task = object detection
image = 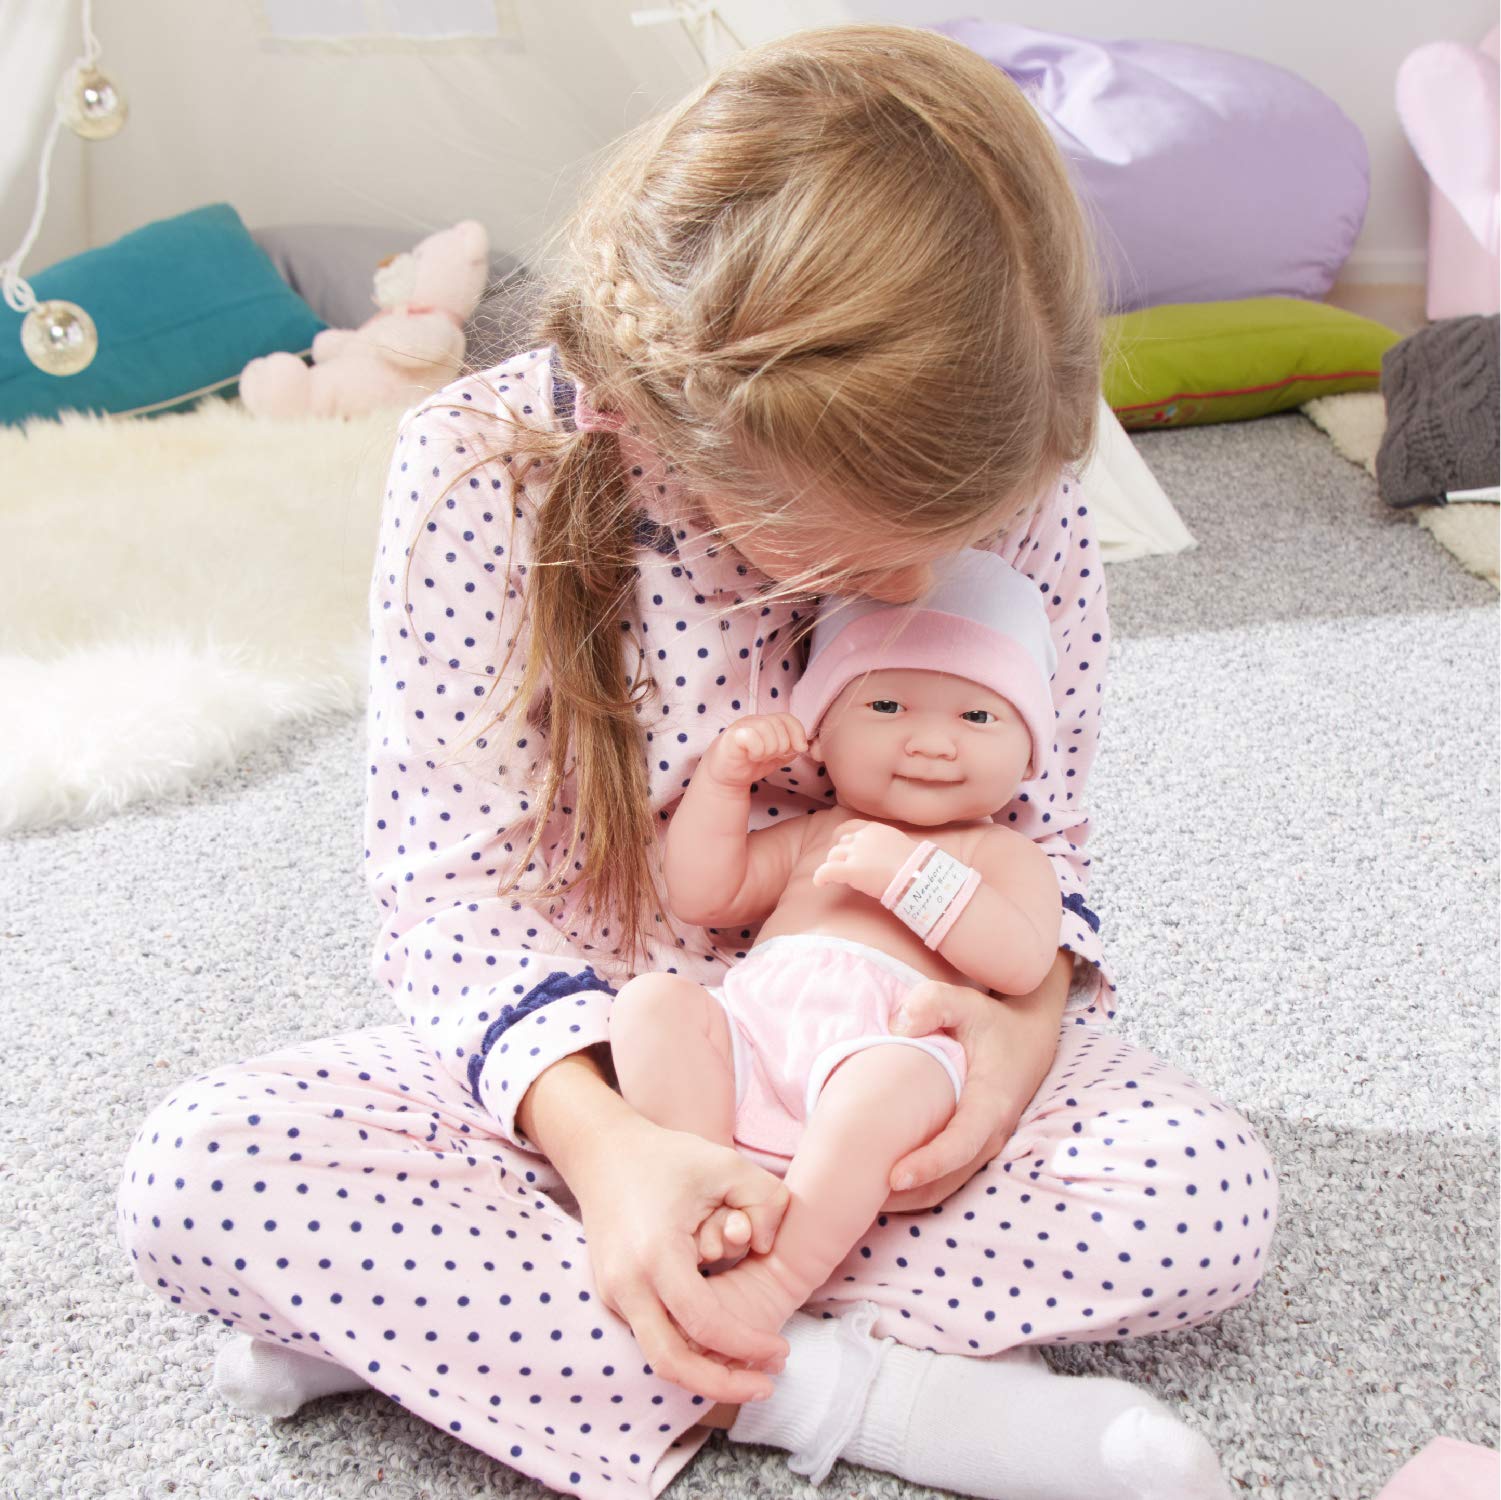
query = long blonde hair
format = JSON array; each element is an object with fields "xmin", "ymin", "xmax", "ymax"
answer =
[{"xmin": 407, "ymin": 23, "xmax": 1113, "ymax": 972}]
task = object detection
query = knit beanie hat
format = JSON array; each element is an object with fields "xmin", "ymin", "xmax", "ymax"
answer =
[{"xmin": 789, "ymin": 548, "xmax": 1058, "ymax": 778}]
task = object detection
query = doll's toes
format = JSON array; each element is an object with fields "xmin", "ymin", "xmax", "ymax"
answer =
[{"xmin": 697, "ymin": 1224, "xmax": 723, "ymax": 1265}]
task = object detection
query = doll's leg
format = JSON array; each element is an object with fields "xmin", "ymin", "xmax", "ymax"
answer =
[
  {"xmin": 607, "ymin": 973, "xmax": 737, "ymax": 1147},
  {"xmin": 697, "ymin": 1042, "xmax": 956, "ymax": 1337}
]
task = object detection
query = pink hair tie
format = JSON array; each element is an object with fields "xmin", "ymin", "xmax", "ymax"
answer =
[{"xmin": 572, "ymin": 383, "xmax": 627, "ymax": 434}]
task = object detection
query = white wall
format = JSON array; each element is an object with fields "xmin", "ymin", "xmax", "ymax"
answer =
[{"xmin": 3, "ymin": 0, "xmax": 1495, "ymax": 295}]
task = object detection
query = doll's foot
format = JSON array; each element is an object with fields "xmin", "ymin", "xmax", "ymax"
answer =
[
  {"xmin": 697, "ymin": 1246, "xmax": 812, "ymax": 1337},
  {"xmin": 697, "ymin": 1205, "xmax": 753, "ymax": 1276}
]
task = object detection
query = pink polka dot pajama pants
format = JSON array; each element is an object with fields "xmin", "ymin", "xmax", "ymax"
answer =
[{"xmin": 117, "ymin": 1009, "xmax": 1278, "ymax": 1500}]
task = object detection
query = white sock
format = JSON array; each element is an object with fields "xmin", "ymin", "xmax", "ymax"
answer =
[
  {"xmin": 212, "ymin": 1334, "xmax": 372, "ymax": 1419},
  {"xmin": 728, "ymin": 1301, "xmax": 1231, "ymax": 1500}
]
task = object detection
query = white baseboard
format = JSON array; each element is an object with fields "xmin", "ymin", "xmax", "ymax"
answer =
[{"xmin": 1335, "ymin": 248, "xmax": 1427, "ymax": 286}]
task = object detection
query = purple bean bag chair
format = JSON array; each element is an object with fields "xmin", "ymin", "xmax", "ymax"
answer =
[{"xmin": 932, "ymin": 18, "xmax": 1370, "ymax": 314}]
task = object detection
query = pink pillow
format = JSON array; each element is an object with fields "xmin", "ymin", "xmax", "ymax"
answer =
[
  {"xmin": 1396, "ymin": 26, "xmax": 1500, "ymax": 319},
  {"xmin": 1373, "ymin": 1436, "xmax": 1499, "ymax": 1500}
]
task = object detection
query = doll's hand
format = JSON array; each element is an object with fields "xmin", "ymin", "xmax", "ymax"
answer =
[
  {"xmin": 703, "ymin": 713, "xmax": 809, "ymax": 790},
  {"xmin": 811, "ymin": 819, "xmax": 917, "ymax": 900}
]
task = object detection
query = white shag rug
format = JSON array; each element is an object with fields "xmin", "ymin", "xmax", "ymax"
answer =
[
  {"xmin": 1302, "ymin": 390, "xmax": 1500, "ymax": 589},
  {"xmin": 0, "ymin": 397, "xmax": 407, "ymax": 835},
  {"xmin": 0, "ymin": 391, "xmax": 1196, "ymax": 837}
]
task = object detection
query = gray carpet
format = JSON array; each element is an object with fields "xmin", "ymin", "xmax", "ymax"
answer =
[{"xmin": 3, "ymin": 412, "xmax": 1496, "ymax": 1499}]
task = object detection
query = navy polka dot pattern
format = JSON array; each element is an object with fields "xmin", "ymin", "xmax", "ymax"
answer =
[
  {"xmin": 115, "ymin": 1022, "xmax": 1277, "ymax": 1499},
  {"xmin": 116, "ymin": 1026, "xmax": 719, "ymax": 1498},
  {"xmin": 361, "ymin": 346, "xmax": 1115, "ymax": 1157},
  {"xmin": 114, "ymin": 348, "xmax": 1280, "ymax": 1500}
]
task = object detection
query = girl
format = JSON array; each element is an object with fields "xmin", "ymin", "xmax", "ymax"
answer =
[{"xmin": 117, "ymin": 24, "xmax": 1277, "ymax": 1500}]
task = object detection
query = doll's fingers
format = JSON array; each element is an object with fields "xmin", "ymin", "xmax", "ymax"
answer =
[{"xmin": 724, "ymin": 1210, "xmax": 752, "ymax": 1244}]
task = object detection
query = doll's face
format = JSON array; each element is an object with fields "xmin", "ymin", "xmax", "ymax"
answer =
[{"xmin": 808, "ymin": 668, "xmax": 1032, "ymax": 825}]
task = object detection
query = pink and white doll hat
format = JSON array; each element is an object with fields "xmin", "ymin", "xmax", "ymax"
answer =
[{"xmin": 788, "ymin": 548, "xmax": 1058, "ymax": 781}]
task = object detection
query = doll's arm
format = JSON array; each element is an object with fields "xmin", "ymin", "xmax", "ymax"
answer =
[
  {"xmin": 696, "ymin": 812, "xmax": 810, "ymax": 927},
  {"xmin": 919, "ymin": 828, "xmax": 1061, "ymax": 996},
  {"xmin": 666, "ymin": 726, "xmax": 810, "ymax": 924}
]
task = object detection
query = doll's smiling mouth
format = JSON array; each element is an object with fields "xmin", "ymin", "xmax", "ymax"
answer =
[{"xmin": 896, "ymin": 773, "xmax": 962, "ymax": 785}]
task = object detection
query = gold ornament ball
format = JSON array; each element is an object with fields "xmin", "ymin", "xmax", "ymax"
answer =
[
  {"xmin": 57, "ymin": 63, "xmax": 128, "ymax": 140},
  {"xmin": 21, "ymin": 300, "xmax": 99, "ymax": 376}
]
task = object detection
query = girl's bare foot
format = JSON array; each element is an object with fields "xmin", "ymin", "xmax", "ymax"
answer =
[{"xmin": 695, "ymin": 1401, "xmax": 740, "ymax": 1430}]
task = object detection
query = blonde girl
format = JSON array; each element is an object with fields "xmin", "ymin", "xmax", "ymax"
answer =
[{"xmin": 119, "ymin": 24, "xmax": 1276, "ymax": 1500}]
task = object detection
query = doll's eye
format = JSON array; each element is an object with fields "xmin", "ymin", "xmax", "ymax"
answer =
[
  {"xmin": 961, "ymin": 709, "xmax": 993, "ymax": 724},
  {"xmin": 870, "ymin": 700, "xmax": 900, "ymax": 714}
]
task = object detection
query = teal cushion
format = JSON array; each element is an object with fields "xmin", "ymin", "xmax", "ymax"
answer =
[{"xmin": 0, "ymin": 202, "xmax": 326, "ymax": 425}]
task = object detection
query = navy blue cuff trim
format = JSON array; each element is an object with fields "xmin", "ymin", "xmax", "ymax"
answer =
[
  {"xmin": 466, "ymin": 965, "xmax": 617, "ymax": 1105},
  {"xmin": 1062, "ymin": 892, "xmax": 1101, "ymax": 935}
]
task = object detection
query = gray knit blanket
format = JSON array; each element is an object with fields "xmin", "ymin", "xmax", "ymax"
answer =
[{"xmin": 1377, "ymin": 312, "xmax": 1500, "ymax": 507}]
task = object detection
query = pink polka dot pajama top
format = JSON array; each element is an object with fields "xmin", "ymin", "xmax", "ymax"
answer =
[{"xmin": 117, "ymin": 346, "xmax": 1279, "ymax": 1500}]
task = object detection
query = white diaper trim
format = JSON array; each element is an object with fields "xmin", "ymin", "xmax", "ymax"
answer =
[
  {"xmin": 745, "ymin": 932, "xmax": 931, "ymax": 991},
  {"xmin": 805, "ymin": 1035, "xmax": 964, "ymax": 1118},
  {"xmin": 703, "ymin": 985, "xmax": 747, "ymax": 1111}
]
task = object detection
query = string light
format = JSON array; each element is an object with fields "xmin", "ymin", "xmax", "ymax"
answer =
[{"xmin": 3, "ymin": 0, "xmax": 129, "ymax": 376}]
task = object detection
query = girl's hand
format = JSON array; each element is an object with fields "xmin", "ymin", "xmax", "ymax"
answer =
[
  {"xmin": 570, "ymin": 1113, "xmax": 793, "ymax": 1404},
  {"xmin": 878, "ymin": 979, "xmax": 1061, "ymax": 1214},
  {"xmin": 704, "ymin": 713, "xmax": 808, "ymax": 790},
  {"xmin": 811, "ymin": 818, "xmax": 916, "ymax": 900}
]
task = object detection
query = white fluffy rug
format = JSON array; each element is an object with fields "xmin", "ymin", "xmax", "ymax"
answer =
[
  {"xmin": 0, "ymin": 391, "xmax": 1196, "ymax": 837},
  {"xmin": 0, "ymin": 397, "xmax": 407, "ymax": 835}
]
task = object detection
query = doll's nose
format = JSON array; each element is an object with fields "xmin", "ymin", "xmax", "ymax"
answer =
[{"xmin": 905, "ymin": 727, "xmax": 957, "ymax": 758}]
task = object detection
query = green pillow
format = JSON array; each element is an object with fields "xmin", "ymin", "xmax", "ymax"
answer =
[
  {"xmin": 0, "ymin": 202, "xmax": 326, "ymax": 426},
  {"xmin": 1103, "ymin": 296, "xmax": 1402, "ymax": 430}
]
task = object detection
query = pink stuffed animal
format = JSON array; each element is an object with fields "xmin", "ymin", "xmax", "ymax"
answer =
[{"xmin": 238, "ymin": 219, "xmax": 491, "ymax": 419}]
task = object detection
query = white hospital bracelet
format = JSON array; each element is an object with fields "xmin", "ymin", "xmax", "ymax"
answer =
[{"xmin": 886, "ymin": 844, "xmax": 977, "ymax": 941}]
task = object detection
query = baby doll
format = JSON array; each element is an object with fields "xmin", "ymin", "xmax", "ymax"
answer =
[{"xmin": 607, "ymin": 548, "xmax": 1063, "ymax": 1341}]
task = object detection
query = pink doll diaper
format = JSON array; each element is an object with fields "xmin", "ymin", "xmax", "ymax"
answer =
[{"xmin": 704, "ymin": 932, "xmax": 967, "ymax": 1169}]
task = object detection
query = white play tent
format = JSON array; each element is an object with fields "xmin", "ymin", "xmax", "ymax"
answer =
[{"xmin": 1, "ymin": 0, "xmax": 1203, "ymax": 560}]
